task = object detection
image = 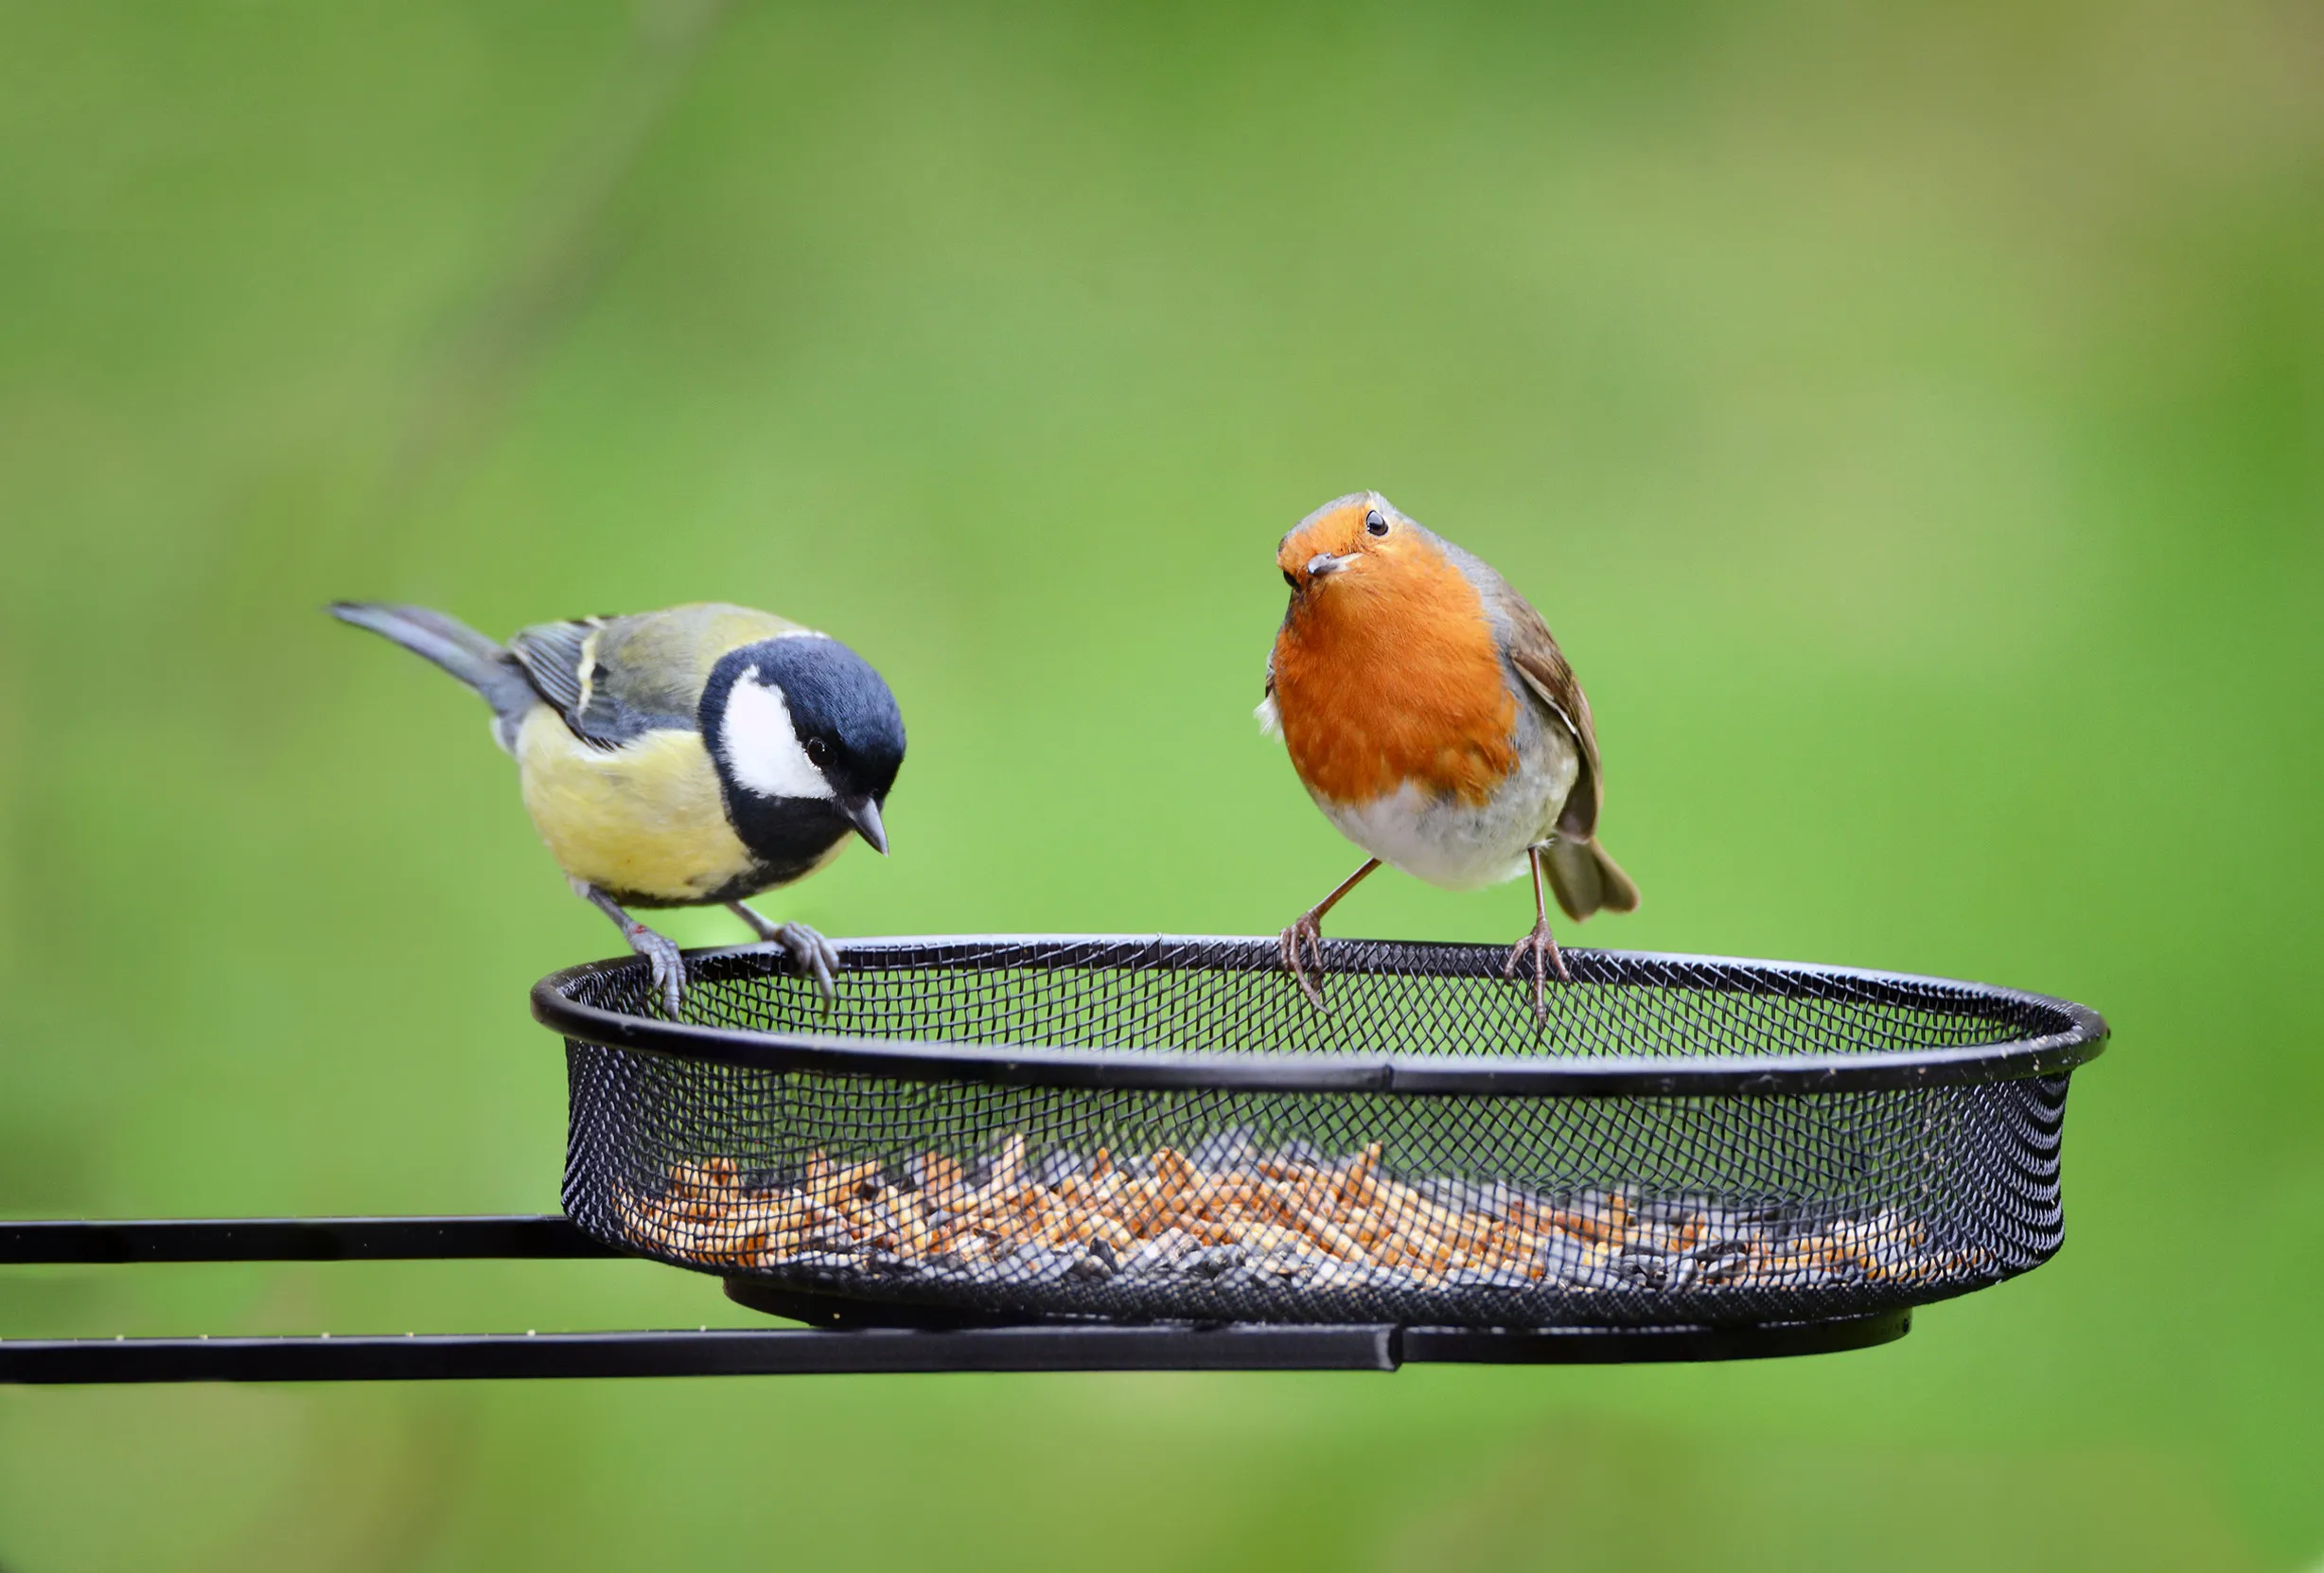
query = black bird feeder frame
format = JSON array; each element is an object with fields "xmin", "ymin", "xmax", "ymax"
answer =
[{"xmin": 0, "ymin": 937, "xmax": 2104, "ymax": 1384}]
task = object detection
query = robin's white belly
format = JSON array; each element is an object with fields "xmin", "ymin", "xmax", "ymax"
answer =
[
  {"xmin": 1307, "ymin": 699, "xmax": 1582, "ymax": 892},
  {"xmin": 1314, "ymin": 773, "xmax": 1560, "ymax": 892}
]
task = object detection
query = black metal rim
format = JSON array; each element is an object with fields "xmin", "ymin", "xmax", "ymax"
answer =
[{"xmin": 531, "ymin": 934, "xmax": 2107, "ymax": 1096}]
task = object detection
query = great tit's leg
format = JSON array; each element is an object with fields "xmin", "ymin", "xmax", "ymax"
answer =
[
  {"xmin": 578, "ymin": 883, "xmax": 688, "ymax": 1017},
  {"xmin": 1278, "ymin": 857, "xmax": 1381, "ymax": 1009},
  {"xmin": 726, "ymin": 899, "xmax": 783, "ymax": 944},
  {"xmin": 1502, "ymin": 845, "xmax": 1570, "ymax": 1023},
  {"xmin": 728, "ymin": 901, "xmax": 840, "ymax": 1007}
]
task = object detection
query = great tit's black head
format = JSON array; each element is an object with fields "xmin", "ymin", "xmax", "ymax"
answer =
[{"xmin": 700, "ymin": 635, "xmax": 906, "ymax": 871}]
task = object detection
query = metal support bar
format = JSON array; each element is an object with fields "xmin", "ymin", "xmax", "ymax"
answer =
[
  {"xmin": 0, "ymin": 1215, "xmax": 613, "ymax": 1264},
  {"xmin": 0, "ymin": 1314, "xmax": 1909, "ymax": 1384},
  {"xmin": 0, "ymin": 1217, "xmax": 1911, "ymax": 1380},
  {"xmin": 0, "ymin": 1324, "xmax": 1400, "ymax": 1384}
]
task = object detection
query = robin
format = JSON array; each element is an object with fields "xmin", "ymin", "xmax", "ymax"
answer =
[{"xmin": 1259, "ymin": 491, "xmax": 1639, "ymax": 1014}]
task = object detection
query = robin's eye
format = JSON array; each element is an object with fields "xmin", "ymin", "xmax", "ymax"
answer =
[
  {"xmin": 804, "ymin": 736, "xmax": 832, "ymax": 769},
  {"xmin": 1364, "ymin": 509, "xmax": 1389, "ymax": 537},
  {"xmin": 1282, "ymin": 568, "xmax": 1299, "ymax": 589}
]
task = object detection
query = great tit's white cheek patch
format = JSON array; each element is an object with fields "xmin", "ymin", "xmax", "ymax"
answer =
[{"xmin": 721, "ymin": 671, "xmax": 833, "ymax": 801}]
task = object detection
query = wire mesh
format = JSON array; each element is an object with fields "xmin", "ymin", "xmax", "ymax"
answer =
[{"xmin": 547, "ymin": 937, "xmax": 2102, "ymax": 1329}]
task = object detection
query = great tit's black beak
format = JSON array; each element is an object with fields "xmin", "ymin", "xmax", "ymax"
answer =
[
  {"xmin": 1306, "ymin": 552, "xmax": 1353, "ymax": 578},
  {"xmin": 844, "ymin": 796, "xmax": 889, "ymax": 856}
]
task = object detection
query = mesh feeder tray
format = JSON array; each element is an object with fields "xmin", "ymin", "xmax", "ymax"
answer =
[{"xmin": 536, "ymin": 937, "xmax": 2106, "ymax": 1336}]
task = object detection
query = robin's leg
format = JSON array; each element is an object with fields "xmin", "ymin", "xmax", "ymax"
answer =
[
  {"xmin": 1279, "ymin": 858, "xmax": 1381, "ymax": 1008},
  {"xmin": 1503, "ymin": 845, "xmax": 1571, "ymax": 1021},
  {"xmin": 578, "ymin": 882, "xmax": 688, "ymax": 1017},
  {"xmin": 730, "ymin": 900, "xmax": 840, "ymax": 1006}
]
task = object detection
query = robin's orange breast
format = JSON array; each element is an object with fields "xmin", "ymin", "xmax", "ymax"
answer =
[{"xmin": 1271, "ymin": 543, "xmax": 1519, "ymax": 809}]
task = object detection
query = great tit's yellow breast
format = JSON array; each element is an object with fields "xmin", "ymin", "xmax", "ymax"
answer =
[{"xmin": 515, "ymin": 705, "xmax": 757, "ymax": 905}]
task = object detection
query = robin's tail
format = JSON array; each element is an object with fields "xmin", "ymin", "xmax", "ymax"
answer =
[
  {"xmin": 329, "ymin": 602, "xmax": 538, "ymax": 752},
  {"xmin": 1543, "ymin": 838, "xmax": 1640, "ymax": 923}
]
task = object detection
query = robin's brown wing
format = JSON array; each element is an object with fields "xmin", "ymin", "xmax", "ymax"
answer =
[{"xmin": 1492, "ymin": 586, "xmax": 1605, "ymax": 843}]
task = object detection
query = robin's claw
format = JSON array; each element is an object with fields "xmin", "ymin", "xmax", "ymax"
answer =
[
  {"xmin": 1279, "ymin": 914, "xmax": 1329, "ymax": 1009},
  {"xmin": 1503, "ymin": 917, "xmax": 1568, "ymax": 1025},
  {"xmin": 1276, "ymin": 859, "xmax": 1381, "ymax": 1012}
]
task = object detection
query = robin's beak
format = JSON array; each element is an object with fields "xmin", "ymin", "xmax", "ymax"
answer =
[
  {"xmin": 843, "ymin": 796, "xmax": 889, "ymax": 856},
  {"xmin": 1306, "ymin": 552, "xmax": 1354, "ymax": 579}
]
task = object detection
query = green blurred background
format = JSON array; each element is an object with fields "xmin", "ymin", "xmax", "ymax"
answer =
[{"xmin": 2, "ymin": 1, "xmax": 2318, "ymax": 1566}]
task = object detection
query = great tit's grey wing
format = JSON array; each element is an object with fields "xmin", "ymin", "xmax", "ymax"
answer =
[
  {"xmin": 512, "ymin": 603, "xmax": 814, "ymax": 751},
  {"xmin": 505, "ymin": 618, "xmax": 592, "ymax": 716},
  {"xmin": 505, "ymin": 615, "xmax": 660, "ymax": 750},
  {"xmin": 597, "ymin": 604, "xmax": 810, "ymax": 710}
]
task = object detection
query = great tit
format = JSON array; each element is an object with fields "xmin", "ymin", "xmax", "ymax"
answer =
[{"xmin": 331, "ymin": 600, "xmax": 905, "ymax": 1013}]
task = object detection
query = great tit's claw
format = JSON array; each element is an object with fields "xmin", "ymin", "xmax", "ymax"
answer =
[
  {"xmin": 578, "ymin": 884, "xmax": 688, "ymax": 1016},
  {"xmin": 727, "ymin": 903, "xmax": 837, "ymax": 1007},
  {"xmin": 629, "ymin": 925, "xmax": 689, "ymax": 1018},
  {"xmin": 772, "ymin": 921, "xmax": 841, "ymax": 1009}
]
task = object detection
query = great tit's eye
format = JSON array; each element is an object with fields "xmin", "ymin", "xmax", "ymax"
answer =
[
  {"xmin": 1282, "ymin": 567, "xmax": 1299, "ymax": 589},
  {"xmin": 804, "ymin": 736, "xmax": 832, "ymax": 769},
  {"xmin": 1364, "ymin": 508, "xmax": 1389, "ymax": 537}
]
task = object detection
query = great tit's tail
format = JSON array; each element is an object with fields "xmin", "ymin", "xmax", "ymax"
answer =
[
  {"xmin": 1543, "ymin": 837, "xmax": 1641, "ymax": 924},
  {"xmin": 329, "ymin": 602, "xmax": 537, "ymax": 752}
]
